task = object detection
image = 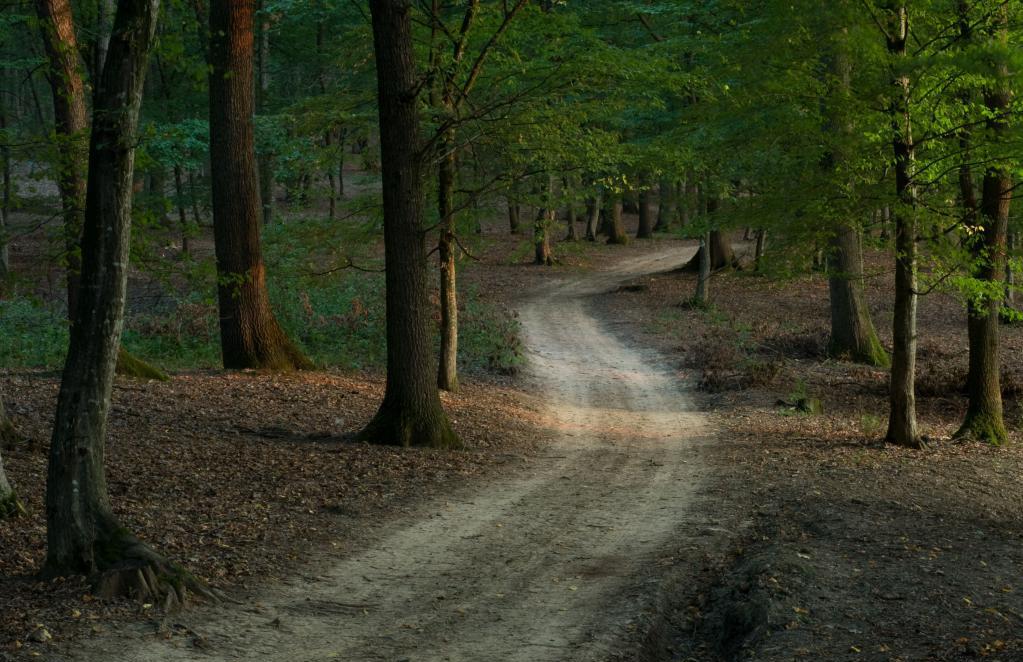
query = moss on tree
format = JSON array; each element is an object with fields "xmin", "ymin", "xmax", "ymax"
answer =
[{"xmin": 955, "ymin": 411, "xmax": 1009, "ymax": 446}]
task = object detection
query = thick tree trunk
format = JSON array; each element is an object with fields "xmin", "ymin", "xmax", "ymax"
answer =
[
  {"xmin": 958, "ymin": 9, "xmax": 1011, "ymax": 444},
  {"xmin": 35, "ymin": 0, "xmax": 89, "ymax": 317},
  {"xmin": 45, "ymin": 0, "xmax": 169, "ymax": 577},
  {"xmin": 209, "ymin": 0, "xmax": 310, "ymax": 371},
  {"xmin": 827, "ymin": 226, "xmax": 888, "ymax": 366},
  {"xmin": 822, "ymin": 29, "xmax": 888, "ymax": 368},
  {"xmin": 535, "ymin": 208, "xmax": 554, "ymax": 266},
  {"xmin": 654, "ymin": 179, "xmax": 674, "ymax": 232},
  {"xmin": 635, "ymin": 175, "xmax": 654, "ymax": 239},
  {"xmin": 359, "ymin": 0, "xmax": 458, "ymax": 449},
  {"xmin": 605, "ymin": 194, "xmax": 628, "ymax": 245},
  {"xmin": 884, "ymin": 5, "xmax": 921, "ymax": 448}
]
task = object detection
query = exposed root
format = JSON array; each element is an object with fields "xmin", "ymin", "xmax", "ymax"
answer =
[
  {"xmin": 116, "ymin": 348, "xmax": 170, "ymax": 382},
  {"xmin": 92, "ymin": 537, "xmax": 224, "ymax": 610}
]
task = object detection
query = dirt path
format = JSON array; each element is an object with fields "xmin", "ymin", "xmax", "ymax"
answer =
[{"xmin": 68, "ymin": 247, "xmax": 713, "ymax": 662}]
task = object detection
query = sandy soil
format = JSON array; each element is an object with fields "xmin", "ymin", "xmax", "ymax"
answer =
[{"xmin": 56, "ymin": 247, "xmax": 724, "ymax": 662}]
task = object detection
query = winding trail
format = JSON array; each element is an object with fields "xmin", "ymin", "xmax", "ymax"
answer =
[{"xmin": 71, "ymin": 247, "xmax": 712, "ymax": 662}]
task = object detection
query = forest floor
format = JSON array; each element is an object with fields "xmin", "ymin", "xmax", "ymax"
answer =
[
  {"xmin": 603, "ymin": 243, "xmax": 1023, "ymax": 661},
  {"xmin": 4, "ymin": 209, "xmax": 1023, "ymax": 661}
]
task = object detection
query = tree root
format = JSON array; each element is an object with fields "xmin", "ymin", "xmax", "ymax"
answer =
[{"xmin": 92, "ymin": 539, "xmax": 226, "ymax": 611}]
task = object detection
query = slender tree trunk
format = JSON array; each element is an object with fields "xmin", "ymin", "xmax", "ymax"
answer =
[
  {"xmin": 209, "ymin": 0, "xmax": 310, "ymax": 371},
  {"xmin": 884, "ymin": 4, "xmax": 921, "ymax": 448},
  {"xmin": 93, "ymin": 0, "xmax": 114, "ymax": 77},
  {"xmin": 0, "ymin": 105, "xmax": 10, "ymax": 277},
  {"xmin": 636, "ymin": 175, "xmax": 654, "ymax": 239},
  {"xmin": 437, "ymin": 126, "xmax": 459, "ymax": 392},
  {"xmin": 359, "ymin": 0, "xmax": 458, "ymax": 449},
  {"xmin": 755, "ymin": 229, "xmax": 767, "ymax": 267},
  {"xmin": 585, "ymin": 192, "xmax": 600, "ymax": 241},
  {"xmin": 654, "ymin": 179, "xmax": 674, "ymax": 232},
  {"xmin": 605, "ymin": 193, "xmax": 628, "ymax": 245},
  {"xmin": 507, "ymin": 197, "xmax": 521, "ymax": 234},
  {"xmin": 822, "ymin": 31, "xmax": 888, "ymax": 367},
  {"xmin": 694, "ymin": 231, "xmax": 711, "ymax": 305},
  {"xmin": 1007, "ymin": 232, "xmax": 1016, "ymax": 307},
  {"xmin": 958, "ymin": 6, "xmax": 1011, "ymax": 444},
  {"xmin": 45, "ymin": 0, "xmax": 169, "ymax": 577},
  {"xmin": 173, "ymin": 165, "xmax": 189, "ymax": 255},
  {"xmin": 256, "ymin": 0, "xmax": 275, "ymax": 226},
  {"xmin": 35, "ymin": 0, "xmax": 89, "ymax": 318},
  {"xmin": 563, "ymin": 176, "xmax": 578, "ymax": 241}
]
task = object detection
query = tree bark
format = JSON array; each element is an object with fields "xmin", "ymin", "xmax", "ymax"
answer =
[
  {"xmin": 957, "ymin": 5, "xmax": 1011, "ymax": 444},
  {"xmin": 208, "ymin": 0, "xmax": 310, "ymax": 371},
  {"xmin": 0, "ymin": 104, "xmax": 10, "ymax": 277},
  {"xmin": 585, "ymin": 192, "xmax": 600, "ymax": 241},
  {"xmin": 35, "ymin": 0, "xmax": 89, "ymax": 318},
  {"xmin": 0, "ymin": 395, "xmax": 22, "ymax": 517},
  {"xmin": 256, "ymin": 0, "xmax": 275, "ymax": 225},
  {"xmin": 359, "ymin": 0, "xmax": 458, "ymax": 449},
  {"xmin": 605, "ymin": 194, "xmax": 628, "ymax": 245},
  {"xmin": 694, "ymin": 231, "xmax": 711, "ymax": 305},
  {"xmin": 45, "ymin": 0, "xmax": 166, "ymax": 576},
  {"xmin": 563, "ymin": 176, "xmax": 578, "ymax": 241},
  {"xmin": 884, "ymin": 4, "xmax": 921, "ymax": 448},
  {"xmin": 821, "ymin": 30, "xmax": 888, "ymax": 367},
  {"xmin": 654, "ymin": 179, "xmax": 674, "ymax": 232},
  {"xmin": 436, "ymin": 124, "xmax": 459, "ymax": 392},
  {"xmin": 635, "ymin": 175, "xmax": 654, "ymax": 239},
  {"xmin": 507, "ymin": 197, "xmax": 521, "ymax": 234}
]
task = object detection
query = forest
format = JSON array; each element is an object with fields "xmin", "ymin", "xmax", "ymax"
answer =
[{"xmin": 0, "ymin": 0, "xmax": 1022, "ymax": 660}]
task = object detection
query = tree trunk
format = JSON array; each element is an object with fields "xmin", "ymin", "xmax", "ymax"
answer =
[
  {"xmin": 359, "ymin": 0, "xmax": 458, "ymax": 449},
  {"xmin": 636, "ymin": 175, "xmax": 654, "ymax": 239},
  {"xmin": 755, "ymin": 229, "xmax": 767, "ymax": 267},
  {"xmin": 0, "ymin": 105, "xmax": 10, "ymax": 277},
  {"xmin": 821, "ymin": 31, "xmax": 888, "ymax": 367},
  {"xmin": 436, "ymin": 126, "xmax": 459, "ymax": 392},
  {"xmin": 507, "ymin": 197, "xmax": 521, "ymax": 234},
  {"xmin": 884, "ymin": 5, "xmax": 921, "ymax": 448},
  {"xmin": 35, "ymin": 0, "xmax": 89, "ymax": 318},
  {"xmin": 957, "ymin": 6, "xmax": 1011, "ymax": 444},
  {"xmin": 93, "ymin": 0, "xmax": 115, "ymax": 77},
  {"xmin": 0, "ymin": 396, "xmax": 22, "ymax": 517},
  {"xmin": 208, "ymin": 0, "xmax": 310, "ymax": 371},
  {"xmin": 256, "ymin": 0, "xmax": 275, "ymax": 226},
  {"xmin": 694, "ymin": 231, "xmax": 711, "ymax": 305},
  {"xmin": 827, "ymin": 226, "xmax": 888, "ymax": 366},
  {"xmin": 173, "ymin": 164, "xmax": 190, "ymax": 255},
  {"xmin": 585, "ymin": 192, "xmax": 600, "ymax": 241},
  {"xmin": 654, "ymin": 179, "xmax": 674, "ymax": 232},
  {"xmin": 563, "ymin": 176, "xmax": 578, "ymax": 241},
  {"xmin": 535, "ymin": 208, "xmax": 554, "ymax": 266},
  {"xmin": 605, "ymin": 194, "xmax": 628, "ymax": 245},
  {"xmin": 45, "ymin": 0, "xmax": 169, "ymax": 577}
]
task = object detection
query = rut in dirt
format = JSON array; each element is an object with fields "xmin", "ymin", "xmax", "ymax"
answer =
[{"xmin": 70, "ymin": 248, "xmax": 711, "ymax": 662}]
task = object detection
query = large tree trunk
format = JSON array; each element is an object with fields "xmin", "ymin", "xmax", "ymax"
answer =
[
  {"xmin": 44, "ymin": 0, "xmax": 178, "ymax": 581},
  {"xmin": 957, "ymin": 6, "xmax": 1010, "ymax": 444},
  {"xmin": 605, "ymin": 194, "xmax": 628, "ymax": 245},
  {"xmin": 35, "ymin": 0, "xmax": 89, "ymax": 317},
  {"xmin": 208, "ymin": 0, "xmax": 310, "ymax": 371},
  {"xmin": 821, "ymin": 31, "xmax": 888, "ymax": 367},
  {"xmin": 884, "ymin": 5, "xmax": 921, "ymax": 448},
  {"xmin": 359, "ymin": 0, "xmax": 458, "ymax": 449}
]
